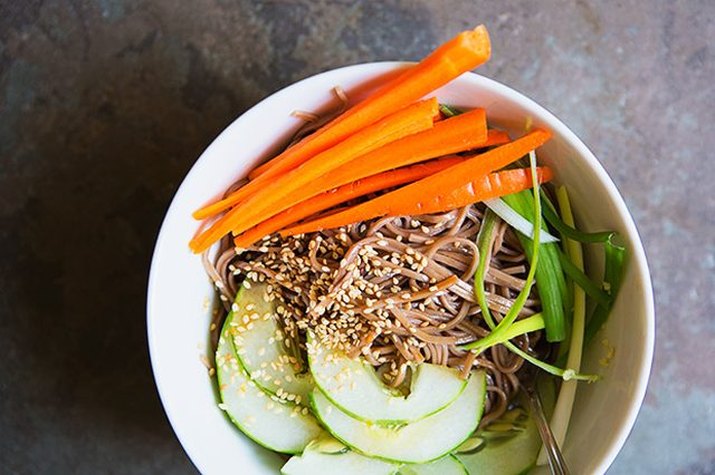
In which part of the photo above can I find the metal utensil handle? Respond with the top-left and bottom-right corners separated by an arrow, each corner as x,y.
525,386 -> 571,475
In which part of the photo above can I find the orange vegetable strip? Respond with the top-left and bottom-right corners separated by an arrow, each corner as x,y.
482,129 -> 510,147
189,99 -> 438,253
223,108 -> 485,235
294,108 -> 486,200
282,129 -> 552,235
192,98 -> 439,219
232,156 -> 464,249
247,25 -> 491,181
199,127 -> 505,222
192,97 -> 437,222
192,180 -> 252,220
284,166 -> 553,237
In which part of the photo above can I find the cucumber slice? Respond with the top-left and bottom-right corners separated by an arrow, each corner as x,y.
456,406 -> 540,475
310,371 -> 486,463
400,455 -> 468,475
216,312 -> 323,454
229,282 -> 313,404
308,340 -> 466,423
281,437 -> 465,475
281,437 -> 398,475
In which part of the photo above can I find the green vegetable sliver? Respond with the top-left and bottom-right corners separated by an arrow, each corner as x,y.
538,186 -> 588,463
540,191 -> 614,243
501,191 -> 567,342
542,186 -> 627,348
463,151 -> 542,350
439,104 -> 463,117
473,209 -> 499,330
466,313 -> 545,354
557,249 -> 611,307
584,238 -> 627,343
467,152 -> 597,382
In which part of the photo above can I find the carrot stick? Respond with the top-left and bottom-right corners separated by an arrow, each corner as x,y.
281,129 -> 552,235
189,99 -> 438,253
192,98 -> 437,222
232,156 -> 465,249
247,25 -> 491,181
193,109 -> 510,224
283,166 -> 553,237
482,129 -> 510,147
302,108 -> 486,197
221,108 -> 485,235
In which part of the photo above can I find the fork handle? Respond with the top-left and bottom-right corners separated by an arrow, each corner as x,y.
525,385 -> 571,475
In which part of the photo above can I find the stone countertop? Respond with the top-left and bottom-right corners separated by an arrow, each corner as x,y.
0,1 -> 713,473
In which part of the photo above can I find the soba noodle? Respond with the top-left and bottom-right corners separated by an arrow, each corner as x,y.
203,203 -> 548,425
201,95 -> 551,425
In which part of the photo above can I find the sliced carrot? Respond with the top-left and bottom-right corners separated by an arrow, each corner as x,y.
232,156 -> 465,249
220,108 -> 486,237
193,116 -> 505,223
283,166 -> 553,236
247,25 -> 491,181
192,98 -> 438,222
304,108 -> 486,196
482,129 -> 510,147
189,99 -> 438,253
192,98 -> 439,219
281,128 -> 552,235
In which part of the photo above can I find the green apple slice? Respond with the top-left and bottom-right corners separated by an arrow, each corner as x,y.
308,340 -> 466,423
216,312 -> 323,454
400,455 -> 468,475
310,371 -> 486,463
229,281 -> 313,404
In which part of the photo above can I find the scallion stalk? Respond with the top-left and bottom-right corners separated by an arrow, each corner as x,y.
557,249 -> 611,307
584,237 -> 627,343
484,197 -> 560,244
439,104 -> 463,117
540,190 -> 615,243
501,191 -> 568,342
466,313 -> 545,354
463,151 -> 542,348
537,186 -> 587,464
467,152 -> 597,382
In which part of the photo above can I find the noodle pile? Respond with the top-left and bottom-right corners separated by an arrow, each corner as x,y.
203,205 -> 549,426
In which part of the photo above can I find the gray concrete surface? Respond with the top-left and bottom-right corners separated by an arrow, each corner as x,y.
1,1 -> 713,473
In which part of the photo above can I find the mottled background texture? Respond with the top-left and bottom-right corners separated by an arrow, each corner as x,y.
1,0 -> 713,474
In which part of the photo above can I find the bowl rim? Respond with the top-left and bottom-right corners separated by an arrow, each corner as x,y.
147,61 -> 655,474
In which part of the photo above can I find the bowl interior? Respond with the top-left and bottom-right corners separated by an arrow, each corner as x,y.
147,62 -> 654,474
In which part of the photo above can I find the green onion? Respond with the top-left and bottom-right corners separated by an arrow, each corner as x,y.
439,104 -> 463,117
501,191 -> 568,342
538,186 -> 588,463
466,313 -> 545,354
504,344 -> 597,382
541,188 -> 628,345
467,152 -> 597,382
463,151 -> 542,349
557,249 -> 611,307
473,209 -> 500,329
540,191 -> 615,243
584,237 -> 627,343
485,197 -> 560,243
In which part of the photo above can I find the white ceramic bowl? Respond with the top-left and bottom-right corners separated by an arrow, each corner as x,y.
147,62 -> 654,474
